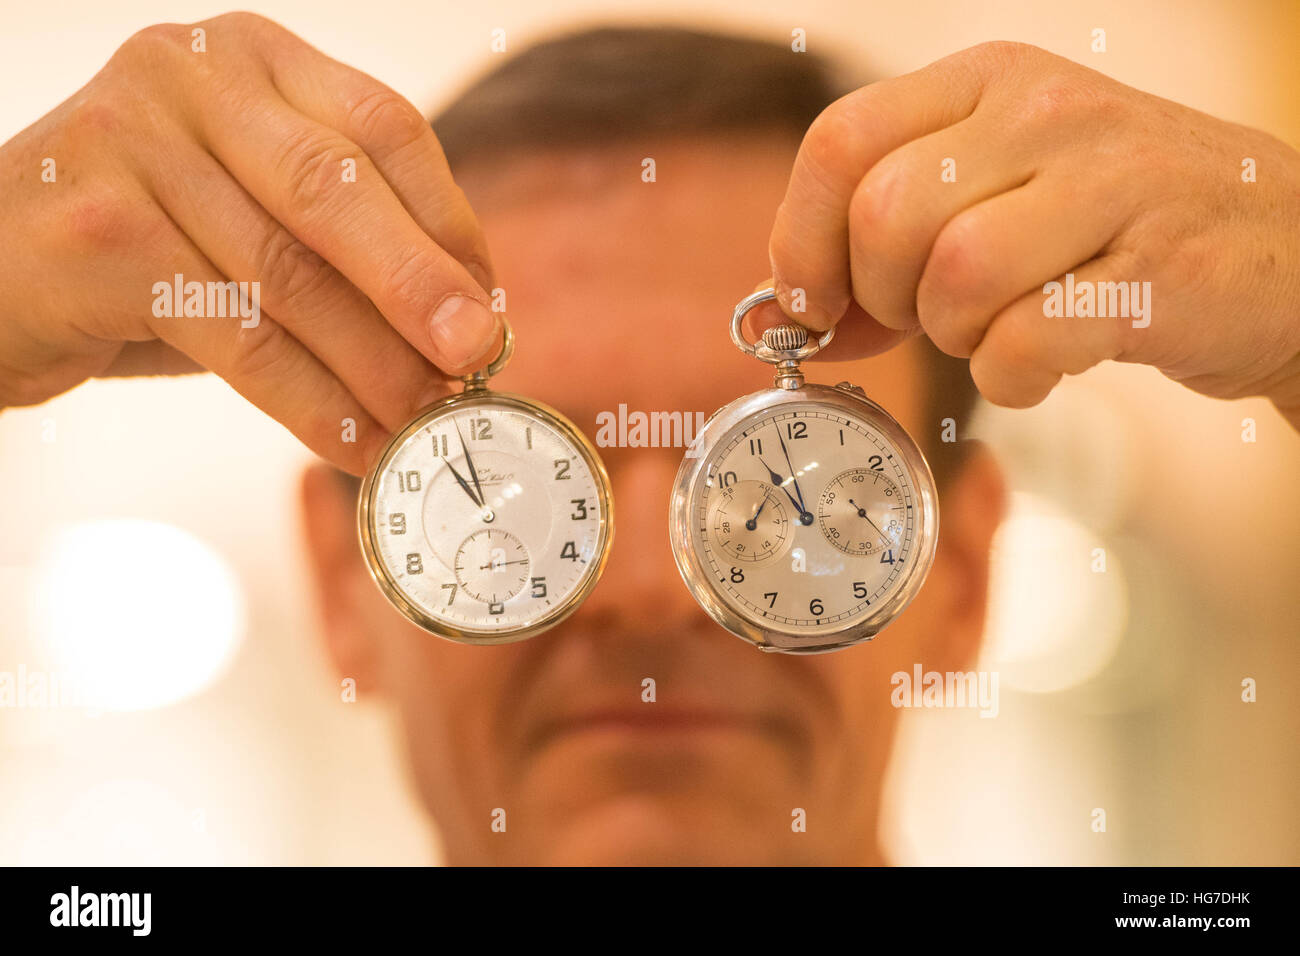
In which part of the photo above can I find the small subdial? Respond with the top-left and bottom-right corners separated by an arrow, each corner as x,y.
817,468 -> 906,556
709,480 -> 791,564
454,529 -> 531,604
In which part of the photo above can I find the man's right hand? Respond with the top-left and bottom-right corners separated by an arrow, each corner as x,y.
0,12 -> 500,474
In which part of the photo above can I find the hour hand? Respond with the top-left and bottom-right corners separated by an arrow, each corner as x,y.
758,456 -> 813,525
445,458 -> 482,507
454,418 -> 486,504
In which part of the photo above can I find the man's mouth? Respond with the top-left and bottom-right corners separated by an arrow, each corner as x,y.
524,707 -> 793,756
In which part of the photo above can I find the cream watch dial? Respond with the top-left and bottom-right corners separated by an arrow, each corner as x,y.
671,384 -> 938,654
693,403 -> 921,637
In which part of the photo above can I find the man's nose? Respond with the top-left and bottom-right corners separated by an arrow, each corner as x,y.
581,446 -> 701,624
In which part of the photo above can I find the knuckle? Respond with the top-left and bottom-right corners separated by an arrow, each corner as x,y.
211,10 -> 275,31
229,317 -> 293,380
378,246 -> 447,320
64,188 -> 157,252
847,156 -> 918,259
117,22 -> 189,65
799,97 -> 872,195
1018,74 -> 1117,132
345,86 -> 427,155
275,127 -> 354,216
255,227 -> 334,311
922,213 -> 992,310
969,39 -> 1040,66
63,93 -> 128,146
1022,80 -> 1083,127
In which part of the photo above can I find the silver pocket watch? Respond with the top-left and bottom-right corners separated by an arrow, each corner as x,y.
668,287 -> 940,654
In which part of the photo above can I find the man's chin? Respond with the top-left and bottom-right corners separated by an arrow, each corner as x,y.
533,793 -> 787,866
503,731 -> 806,863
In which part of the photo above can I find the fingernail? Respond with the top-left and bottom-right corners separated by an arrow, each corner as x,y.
428,294 -> 497,369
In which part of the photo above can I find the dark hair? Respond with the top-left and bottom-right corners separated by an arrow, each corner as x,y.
428,26 -> 978,486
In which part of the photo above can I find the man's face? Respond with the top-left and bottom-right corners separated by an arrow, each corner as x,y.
303,135 -> 999,865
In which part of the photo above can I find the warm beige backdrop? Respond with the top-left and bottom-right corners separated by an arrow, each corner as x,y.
1,0 -> 1296,864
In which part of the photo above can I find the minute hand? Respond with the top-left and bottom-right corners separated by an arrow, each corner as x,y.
454,418 -> 486,506
777,430 -> 808,513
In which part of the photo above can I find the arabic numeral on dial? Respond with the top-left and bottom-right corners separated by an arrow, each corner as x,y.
868,455 -> 884,471
488,601 -> 505,615
431,434 -> 449,457
406,553 -> 423,574
530,577 -> 547,598
852,581 -> 868,599
441,582 -> 457,606
730,567 -> 744,583
786,421 -> 807,439
470,417 -> 492,440
720,470 -> 738,488
554,459 -> 571,480
880,549 -> 895,565
809,598 -> 824,616
749,438 -> 763,455
764,591 -> 777,608
570,498 -> 588,520
396,470 -> 421,492
561,541 -> 579,561
389,513 -> 406,534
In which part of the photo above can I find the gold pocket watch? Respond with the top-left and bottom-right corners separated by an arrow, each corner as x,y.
669,288 -> 940,653
358,318 -> 614,644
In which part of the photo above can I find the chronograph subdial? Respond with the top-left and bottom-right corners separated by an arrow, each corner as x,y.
709,480 -> 791,564
817,467 -> 906,556
453,529 -> 531,605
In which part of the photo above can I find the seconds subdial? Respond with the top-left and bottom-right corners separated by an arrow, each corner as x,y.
454,529 -> 531,605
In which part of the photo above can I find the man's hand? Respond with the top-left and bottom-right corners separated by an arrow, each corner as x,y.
766,41 -> 1300,429
0,12 -> 500,473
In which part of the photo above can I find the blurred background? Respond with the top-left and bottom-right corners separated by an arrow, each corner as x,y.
1,0 -> 1297,865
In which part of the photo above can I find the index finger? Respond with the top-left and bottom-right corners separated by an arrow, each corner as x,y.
768,45 -> 998,330
189,61 -> 500,374
252,22 -> 495,292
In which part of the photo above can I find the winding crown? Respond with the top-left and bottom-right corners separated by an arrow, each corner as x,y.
761,324 -> 809,352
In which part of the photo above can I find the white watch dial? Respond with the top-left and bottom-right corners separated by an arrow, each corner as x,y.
364,397 -> 609,638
